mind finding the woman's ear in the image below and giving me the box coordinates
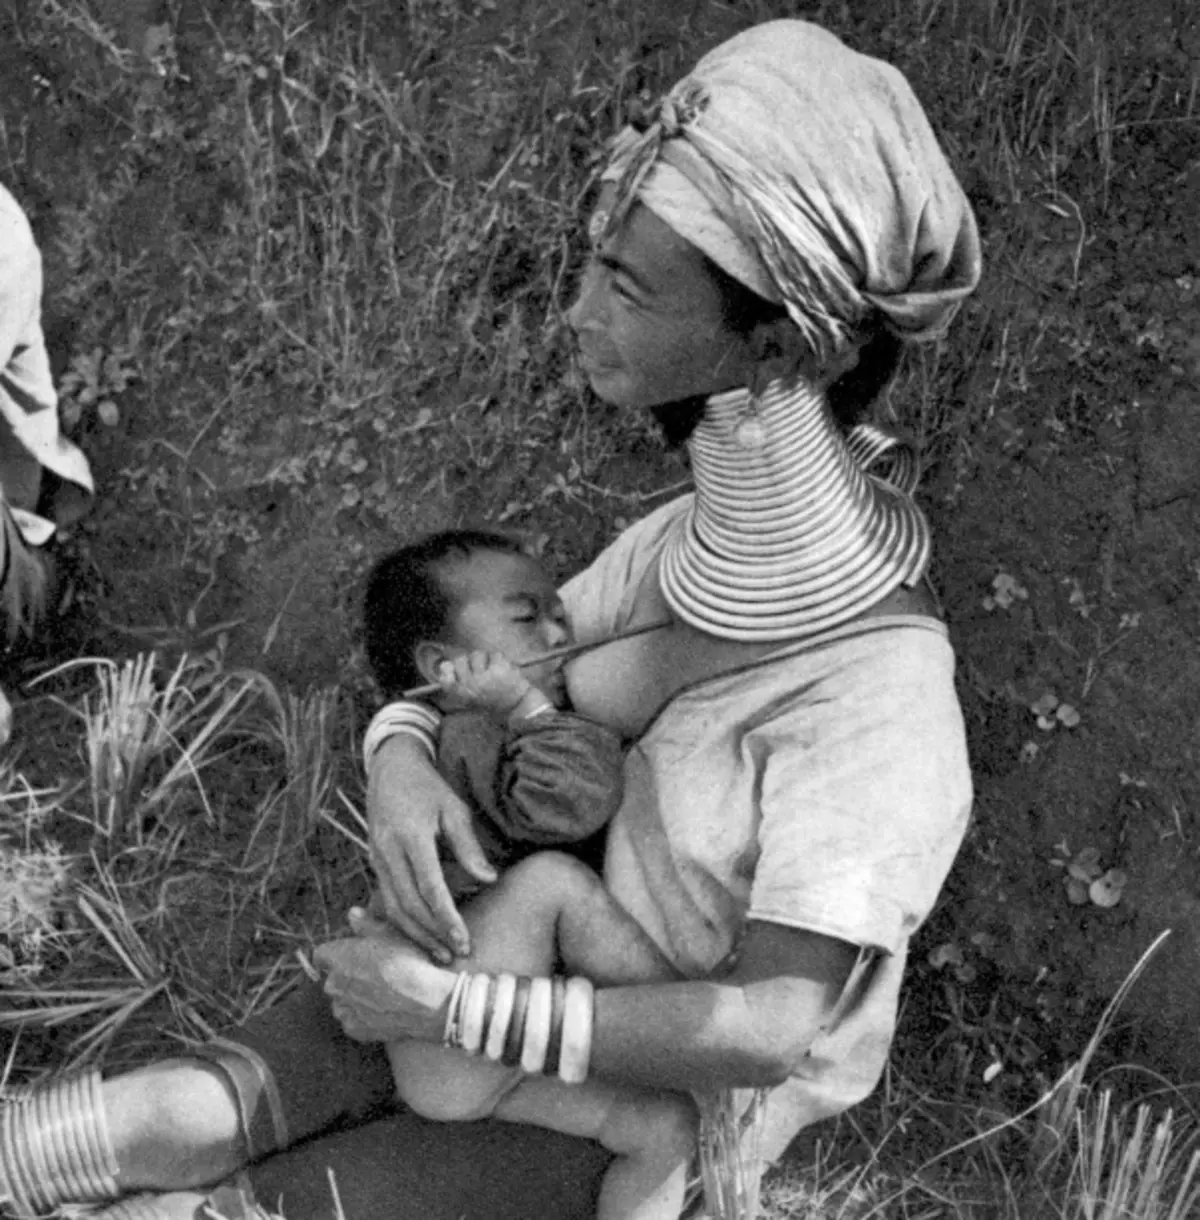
[414,641,450,687]
[748,317,814,394]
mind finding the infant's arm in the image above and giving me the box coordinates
[496,712,626,846]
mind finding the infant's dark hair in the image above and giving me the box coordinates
[363,528,526,697]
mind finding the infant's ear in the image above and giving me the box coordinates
[414,641,450,687]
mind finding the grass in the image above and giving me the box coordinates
[2,0,1199,1215]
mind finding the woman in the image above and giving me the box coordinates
[0,21,980,1220]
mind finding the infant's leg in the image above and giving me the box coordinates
[496,1077,695,1220]
[387,1040,520,1122]
[389,852,677,1126]
[461,851,678,987]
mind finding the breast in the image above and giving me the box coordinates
[565,621,784,741]
[565,628,671,740]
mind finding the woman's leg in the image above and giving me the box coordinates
[107,980,397,1192]
[247,1110,609,1220]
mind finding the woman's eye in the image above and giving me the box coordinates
[611,277,636,303]
[512,614,537,623]
[601,264,636,303]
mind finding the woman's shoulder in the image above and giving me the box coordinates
[560,493,691,639]
[598,494,693,566]
[653,615,959,741]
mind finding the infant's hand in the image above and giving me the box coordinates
[437,650,533,716]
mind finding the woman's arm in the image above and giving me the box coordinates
[367,734,496,962]
[589,920,858,1092]
[316,912,859,1094]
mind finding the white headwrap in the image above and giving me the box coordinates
[600,20,982,361]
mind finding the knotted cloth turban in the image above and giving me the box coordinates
[600,20,983,361]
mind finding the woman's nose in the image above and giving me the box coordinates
[567,263,604,334]
[544,618,570,649]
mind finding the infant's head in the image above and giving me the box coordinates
[363,529,571,706]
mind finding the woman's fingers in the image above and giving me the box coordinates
[316,935,455,1044]
[441,798,498,887]
[364,735,481,961]
[407,818,473,959]
[372,842,456,964]
[347,906,394,939]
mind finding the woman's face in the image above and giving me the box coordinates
[567,190,759,410]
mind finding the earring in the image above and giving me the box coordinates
[733,394,766,449]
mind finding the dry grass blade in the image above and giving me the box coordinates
[1067,1089,1200,1220]
[696,1088,769,1219]
[322,788,369,855]
[37,653,269,844]
[0,875,168,1064]
[242,686,341,881]
[1036,930,1173,1162]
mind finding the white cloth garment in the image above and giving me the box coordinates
[561,496,972,1159]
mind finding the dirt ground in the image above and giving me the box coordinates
[2,0,1199,1100]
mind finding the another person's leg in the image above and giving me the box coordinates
[109,981,398,1191]
[0,981,395,1215]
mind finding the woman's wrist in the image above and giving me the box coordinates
[442,969,594,1084]
[363,701,443,772]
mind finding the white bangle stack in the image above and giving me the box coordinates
[362,701,444,771]
[442,971,595,1085]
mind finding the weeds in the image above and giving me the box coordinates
[35,653,267,846]
[1,651,367,1071]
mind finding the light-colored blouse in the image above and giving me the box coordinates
[561,495,972,1158]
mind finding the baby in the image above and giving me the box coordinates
[362,529,694,1220]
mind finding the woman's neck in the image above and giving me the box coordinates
[656,377,932,640]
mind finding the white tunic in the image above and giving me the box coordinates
[562,496,972,1159]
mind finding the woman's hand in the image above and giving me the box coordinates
[314,907,457,1044]
[368,734,497,963]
